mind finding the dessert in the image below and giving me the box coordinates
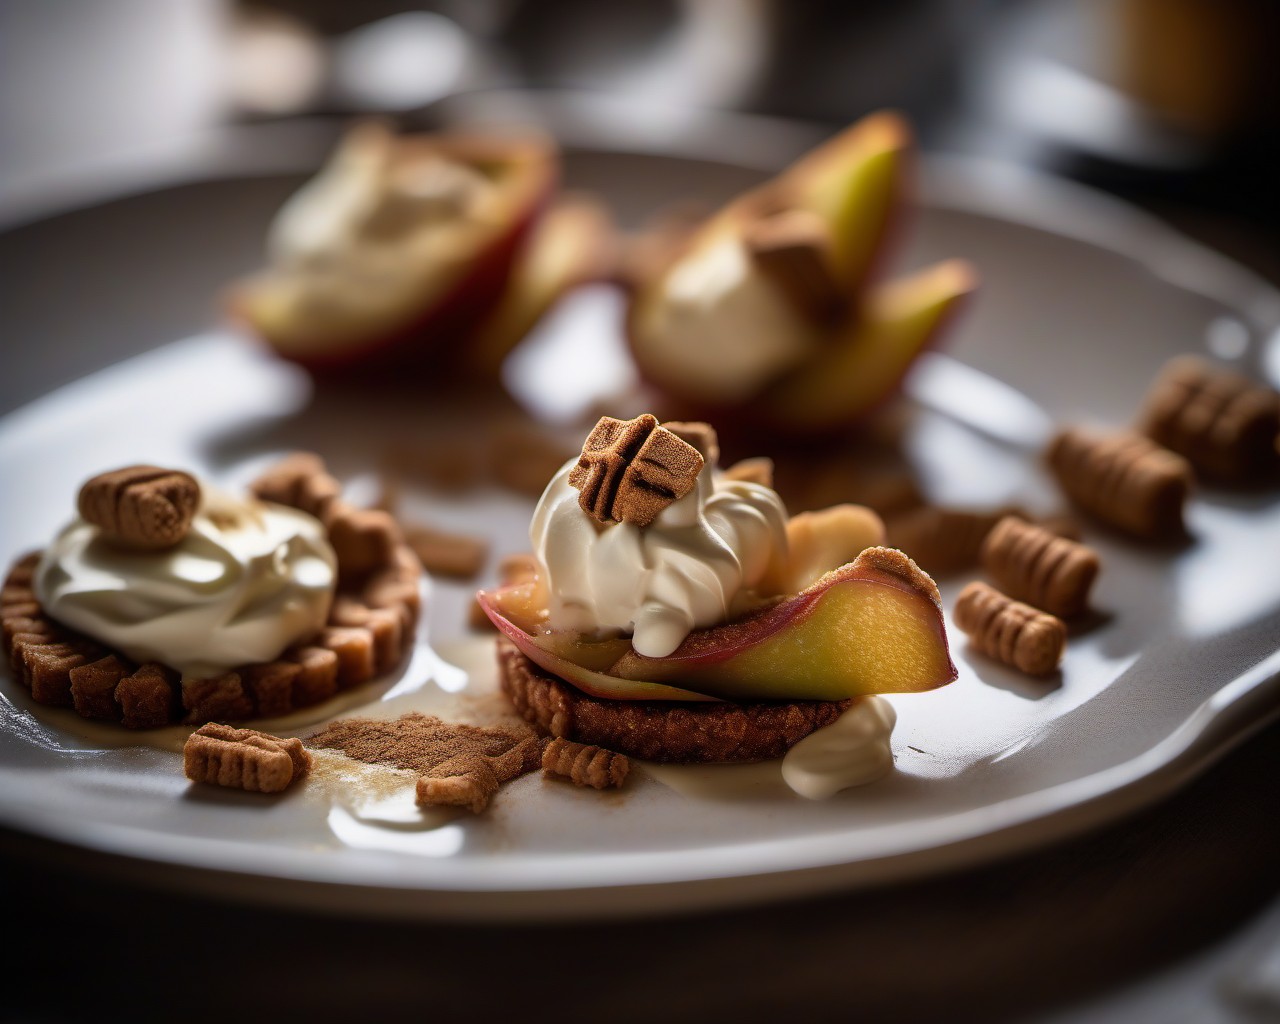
[1046,427,1192,540]
[478,414,957,782]
[625,112,978,433]
[2,456,421,727]
[980,516,1099,620]
[230,122,608,374]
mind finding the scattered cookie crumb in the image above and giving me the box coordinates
[405,523,489,580]
[542,737,630,789]
[1047,426,1191,539]
[981,516,1099,619]
[381,440,485,493]
[488,423,575,497]
[183,723,310,793]
[1138,355,1280,482]
[953,581,1066,676]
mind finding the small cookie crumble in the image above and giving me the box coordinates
[489,424,577,498]
[78,466,200,549]
[1138,355,1280,482]
[1047,427,1191,539]
[981,516,1099,619]
[744,209,845,324]
[542,737,630,789]
[569,414,704,527]
[886,506,1018,578]
[183,723,310,794]
[405,523,489,580]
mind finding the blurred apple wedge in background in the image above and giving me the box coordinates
[626,111,978,433]
[760,259,977,432]
[478,546,956,703]
[781,110,910,292]
[465,194,614,375]
[229,124,561,373]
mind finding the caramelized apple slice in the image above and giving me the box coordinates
[476,591,720,702]
[610,547,956,701]
[231,131,557,372]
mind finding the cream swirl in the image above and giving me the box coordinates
[781,696,896,798]
[34,487,336,679]
[642,234,824,402]
[531,458,789,658]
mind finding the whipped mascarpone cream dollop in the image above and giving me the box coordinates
[262,124,498,329]
[644,234,824,403]
[531,457,789,659]
[269,124,494,268]
[781,696,896,798]
[34,487,336,679]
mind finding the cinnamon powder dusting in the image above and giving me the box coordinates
[307,712,543,813]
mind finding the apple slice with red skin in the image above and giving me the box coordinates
[626,112,914,412]
[464,194,615,375]
[611,547,956,701]
[758,259,977,434]
[476,589,720,702]
[479,546,956,703]
[230,133,557,374]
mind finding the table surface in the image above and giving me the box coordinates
[1,719,1277,1023]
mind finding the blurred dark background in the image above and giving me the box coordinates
[1,0,1278,278]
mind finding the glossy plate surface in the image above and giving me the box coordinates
[1,145,1278,921]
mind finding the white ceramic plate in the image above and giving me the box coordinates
[2,147,1279,922]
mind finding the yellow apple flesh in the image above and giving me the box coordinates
[611,547,955,701]
[760,259,977,432]
[479,546,956,703]
[626,111,978,433]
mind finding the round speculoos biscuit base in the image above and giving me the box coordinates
[496,637,850,763]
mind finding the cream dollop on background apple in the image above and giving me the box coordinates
[531,458,789,658]
[35,487,336,678]
[643,233,825,403]
[627,111,978,433]
[259,123,500,337]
